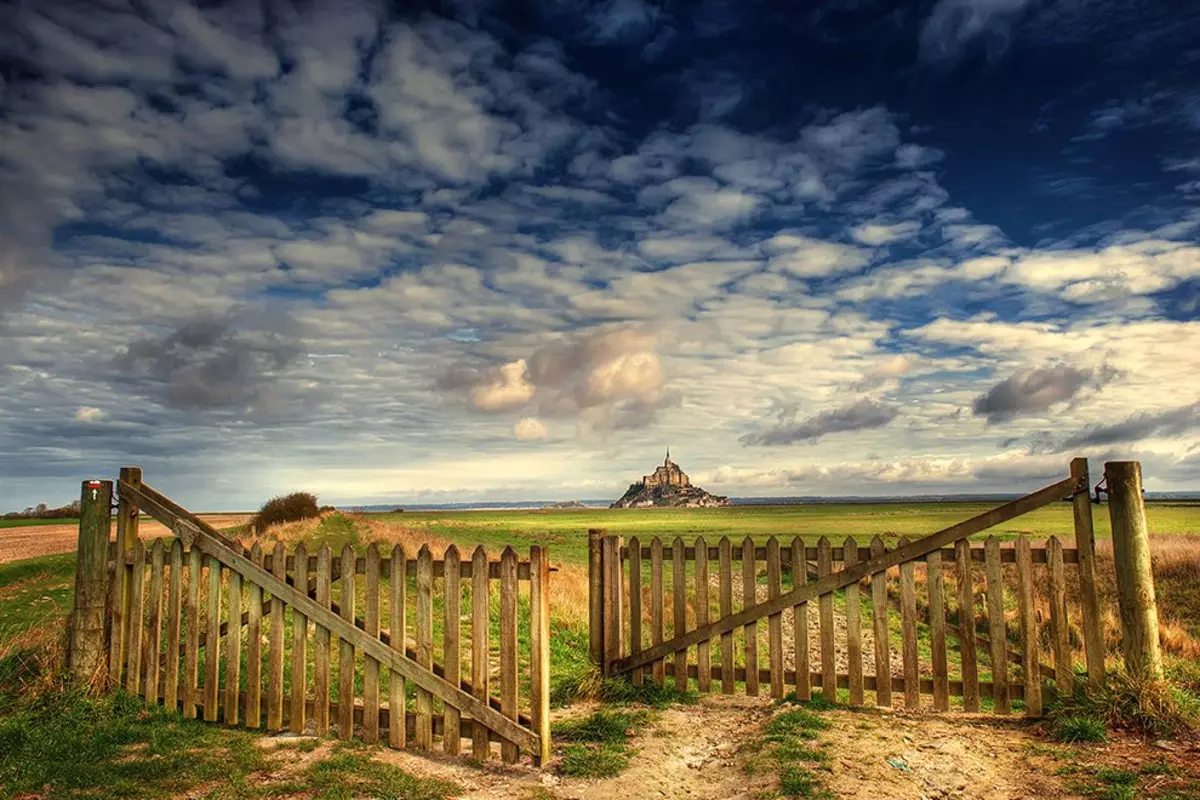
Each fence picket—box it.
[926,549,949,711]
[364,544,382,743]
[792,537,811,701]
[955,539,980,712]
[165,539,182,712]
[145,538,164,706]
[817,537,835,701]
[530,545,551,765]
[183,546,201,718]
[268,542,286,730]
[899,536,919,710]
[314,545,332,735]
[500,547,519,763]
[225,552,242,725]
[694,536,711,693]
[125,539,146,696]
[470,546,488,760]
[742,536,759,697]
[870,536,890,708]
[651,538,665,685]
[629,537,643,687]
[443,545,461,755]
[245,542,263,729]
[1048,536,1071,693]
[203,556,220,722]
[767,537,783,699]
[416,545,433,749]
[338,544,356,740]
[843,536,863,705]
[391,544,408,750]
[1016,538,1042,717]
[718,537,734,694]
[672,536,688,692]
[290,542,308,735]
[985,536,1009,714]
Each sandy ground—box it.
[0,514,251,563]
[290,695,1082,800]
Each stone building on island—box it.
[610,450,732,509]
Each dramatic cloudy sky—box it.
[2,0,1199,509]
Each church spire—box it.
[665,446,670,466]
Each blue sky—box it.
[1,0,1198,510]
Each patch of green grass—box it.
[745,704,836,799]
[778,765,835,799]
[1139,758,1175,776]
[765,709,831,740]
[601,677,698,708]
[0,517,82,528]
[559,742,633,779]
[552,709,651,743]
[299,748,459,800]
[0,553,75,648]
[1050,714,1108,743]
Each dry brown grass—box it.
[0,617,69,701]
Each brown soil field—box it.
[0,514,251,564]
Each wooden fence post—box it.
[1105,461,1162,678]
[603,535,624,676]
[588,529,606,671]
[1070,458,1106,686]
[108,466,141,687]
[70,479,113,688]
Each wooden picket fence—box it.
[590,458,1119,715]
[70,468,551,765]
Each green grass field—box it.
[363,500,1200,566]
[0,517,80,528]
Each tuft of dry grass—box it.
[1093,535,1200,659]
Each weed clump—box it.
[601,678,698,708]
[251,491,321,533]
[553,709,650,779]
[1049,671,1199,740]
[1050,714,1108,744]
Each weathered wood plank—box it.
[470,546,488,761]
[110,468,142,690]
[792,537,811,701]
[611,475,1081,676]
[313,545,332,735]
[500,547,519,763]
[224,553,243,725]
[443,545,461,755]
[202,556,220,722]
[818,537,835,701]
[1048,536,1072,693]
[289,543,308,734]
[390,544,408,750]
[416,545,433,749]
[743,536,760,697]
[530,545,551,766]
[1071,459,1104,686]
[363,544,382,743]
[985,536,1009,714]
[956,539,980,712]
[268,542,287,730]
[927,549,949,711]
[1016,538,1042,717]
[245,542,263,728]
[870,536,891,708]
[145,539,164,707]
[651,538,665,685]
[719,537,734,695]
[899,536,919,710]
[126,539,147,697]
[694,536,710,693]
[767,537,784,699]
[673,536,688,692]
[182,545,201,718]
[842,536,863,706]
[164,539,183,713]
[629,536,643,688]
[604,536,624,672]
[338,544,356,740]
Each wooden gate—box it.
[591,458,1119,716]
[68,467,551,765]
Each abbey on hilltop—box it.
[610,450,732,509]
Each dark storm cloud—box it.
[114,315,302,411]
[972,365,1115,423]
[741,400,899,446]
[1060,402,1200,450]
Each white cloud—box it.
[513,417,548,440]
[74,407,106,423]
[851,221,921,246]
[765,235,871,278]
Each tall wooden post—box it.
[588,529,606,671]
[1070,458,1106,686]
[70,479,113,687]
[603,535,624,675]
[1105,461,1162,678]
[108,466,141,686]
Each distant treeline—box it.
[3,500,81,520]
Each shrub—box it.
[250,492,320,534]
[1048,671,1198,739]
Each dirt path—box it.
[0,515,251,563]
[356,696,1076,800]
